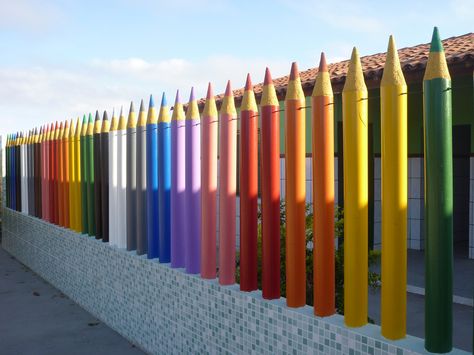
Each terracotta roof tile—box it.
[199,33,473,108]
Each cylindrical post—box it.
[239,75,258,291]
[260,68,281,299]
[93,111,103,239]
[64,121,71,228]
[285,62,306,308]
[35,128,42,218]
[74,118,82,233]
[80,115,89,234]
[69,120,76,230]
[343,47,368,327]
[86,113,96,236]
[117,109,128,249]
[51,123,58,223]
[380,36,407,340]
[185,88,201,273]
[43,127,50,221]
[312,53,335,316]
[170,91,185,268]
[158,93,171,263]
[200,83,217,278]
[109,111,119,246]
[423,27,453,353]
[101,111,110,242]
[146,95,159,259]
[218,81,237,285]
[58,122,65,225]
[136,100,148,255]
[126,102,137,251]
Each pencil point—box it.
[381,35,406,87]
[343,47,367,92]
[189,87,195,102]
[206,83,213,99]
[245,74,252,90]
[430,27,443,53]
[224,80,232,96]
[319,52,328,72]
[286,62,304,100]
[264,67,273,85]
[161,92,167,107]
[149,94,155,108]
[175,90,181,105]
[139,99,145,112]
[289,62,299,80]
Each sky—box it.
[0,0,472,141]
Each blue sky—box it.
[0,0,472,141]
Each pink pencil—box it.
[201,83,218,279]
[218,81,237,285]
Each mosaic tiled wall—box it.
[2,208,468,355]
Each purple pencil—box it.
[170,91,186,268]
[185,88,201,274]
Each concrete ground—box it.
[0,248,145,355]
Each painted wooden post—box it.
[158,93,172,263]
[285,62,306,308]
[126,102,137,251]
[219,81,237,286]
[93,111,103,239]
[109,111,119,246]
[101,111,110,242]
[86,113,96,236]
[423,27,453,353]
[117,108,128,249]
[136,100,148,255]
[200,83,217,278]
[239,75,258,291]
[343,47,368,327]
[147,95,159,259]
[170,91,185,268]
[312,53,335,316]
[260,68,281,299]
[380,36,407,340]
[185,88,201,274]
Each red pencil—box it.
[260,68,281,299]
[239,74,258,292]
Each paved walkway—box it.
[0,248,145,355]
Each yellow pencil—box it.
[343,47,368,327]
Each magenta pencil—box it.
[218,81,237,285]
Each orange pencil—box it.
[285,62,306,307]
[312,53,335,316]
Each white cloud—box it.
[0,55,290,141]
[0,0,62,32]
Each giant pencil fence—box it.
[3,28,455,353]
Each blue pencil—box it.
[146,94,159,259]
[158,92,171,263]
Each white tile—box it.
[280,180,285,199]
[410,219,421,240]
[374,180,381,201]
[374,201,381,223]
[305,158,312,181]
[280,158,285,179]
[409,199,421,220]
[334,157,338,177]
[305,182,312,203]
[374,222,381,245]
[374,158,381,179]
